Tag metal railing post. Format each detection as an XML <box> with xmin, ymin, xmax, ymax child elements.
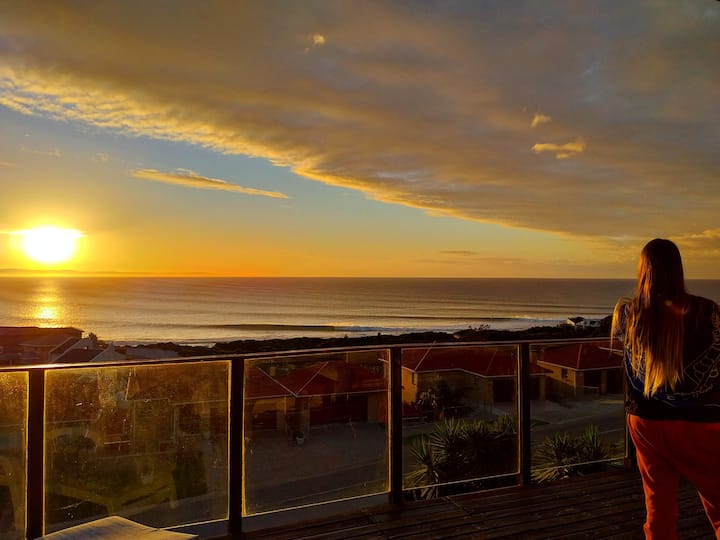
<box><xmin>517</xmin><ymin>343</ymin><xmax>532</xmax><ymax>486</ymax></box>
<box><xmin>389</xmin><ymin>346</ymin><xmax>404</xmax><ymax>505</ymax></box>
<box><xmin>27</xmin><ymin>368</ymin><xmax>45</xmax><ymax>539</ymax></box>
<box><xmin>228</xmin><ymin>357</ymin><xmax>245</xmax><ymax>534</ymax></box>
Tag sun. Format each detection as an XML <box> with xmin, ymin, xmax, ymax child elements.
<box><xmin>17</xmin><ymin>226</ymin><xmax>83</xmax><ymax>265</ymax></box>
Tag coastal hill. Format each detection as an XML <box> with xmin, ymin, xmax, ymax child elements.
<box><xmin>124</xmin><ymin>316</ymin><xmax>612</xmax><ymax>357</ymax></box>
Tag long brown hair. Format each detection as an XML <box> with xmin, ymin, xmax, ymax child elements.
<box><xmin>611</xmin><ymin>238</ymin><xmax>689</xmax><ymax>397</ymax></box>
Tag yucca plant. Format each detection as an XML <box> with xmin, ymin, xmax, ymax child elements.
<box><xmin>492</xmin><ymin>414</ymin><xmax>517</xmax><ymax>437</ymax></box>
<box><xmin>577</xmin><ymin>424</ymin><xmax>605</xmax><ymax>459</ymax></box>
<box><xmin>575</xmin><ymin>424</ymin><xmax>620</xmax><ymax>474</ymax></box>
<box><xmin>532</xmin><ymin>424</ymin><xmax>617</xmax><ymax>483</ymax></box>
<box><xmin>406</xmin><ymin>435</ymin><xmax>440</xmax><ymax>499</ymax></box>
<box><xmin>407</xmin><ymin>435</ymin><xmax>437</xmax><ymax>484</ymax></box>
<box><xmin>429</xmin><ymin>417</ymin><xmax>469</xmax><ymax>478</ymax></box>
<box><xmin>464</xmin><ymin>419</ymin><xmax>495</xmax><ymax>460</ymax></box>
<box><xmin>532</xmin><ymin>432</ymin><xmax>579</xmax><ymax>483</ymax></box>
<box><xmin>407</xmin><ymin>415</ymin><xmax>518</xmax><ymax>497</ymax></box>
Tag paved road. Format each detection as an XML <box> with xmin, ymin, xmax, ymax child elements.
<box><xmin>246</xmin><ymin>461</ymin><xmax>387</xmax><ymax>514</ymax></box>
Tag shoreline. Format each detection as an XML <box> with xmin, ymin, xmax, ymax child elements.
<box><xmin>120</xmin><ymin>316</ymin><xmax>612</xmax><ymax>357</ymax></box>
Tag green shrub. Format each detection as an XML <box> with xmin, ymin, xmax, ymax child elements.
<box><xmin>532</xmin><ymin>424</ymin><xmax>619</xmax><ymax>483</ymax></box>
<box><xmin>406</xmin><ymin>415</ymin><xmax>517</xmax><ymax>498</ymax></box>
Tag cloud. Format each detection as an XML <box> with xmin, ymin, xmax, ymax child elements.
<box><xmin>673</xmin><ymin>228</ymin><xmax>720</xmax><ymax>258</ymax></box>
<box><xmin>92</xmin><ymin>152</ymin><xmax>109</xmax><ymax>163</ymax></box>
<box><xmin>129</xmin><ymin>168</ymin><xmax>288</xmax><ymax>199</ymax></box>
<box><xmin>0</xmin><ymin>160</ymin><xmax>13</xmax><ymax>167</ymax></box>
<box><xmin>427</xmin><ymin>250</ymin><xmax>528</xmax><ymax>266</ymax></box>
<box><xmin>419</xmin><ymin>255</ymin><xmax>527</xmax><ymax>266</ymax></box>
<box><xmin>305</xmin><ymin>33</ymin><xmax>326</xmax><ymax>52</ymax></box>
<box><xmin>531</xmin><ymin>113</ymin><xmax>551</xmax><ymax>128</ymax></box>
<box><xmin>439</xmin><ymin>250</ymin><xmax>480</xmax><ymax>257</ymax></box>
<box><xmin>0</xmin><ymin>1</ymin><xmax>718</xmax><ymax>250</ymax></box>
<box><xmin>532</xmin><ymin>138</ymin><xmax>585</xmax><ymax>159</ymax></box>
<box><xmin>20</xmin><ymin>145</ymin><xmax>61</xmax><ymax>157</ymax></box>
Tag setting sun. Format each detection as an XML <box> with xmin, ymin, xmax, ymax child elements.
<box><xmin>17</xmin><ymin>226</ymin><xmax>83</xmax><ymax>264</ymax></box>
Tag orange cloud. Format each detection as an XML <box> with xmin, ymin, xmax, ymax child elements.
<box><xmin>531</xmin><ymin>113</ymin><xmax>551</xmax><ymax>128</ymax></box>
<box><xmin>130</xmin><ymin>168</ymin><xmax>288</xmax><ymax>199</ymax></box>
<box><xmin>532</xmin><ymin>139</ymin><xmax>586</xmax><ymax>159</ymax></box>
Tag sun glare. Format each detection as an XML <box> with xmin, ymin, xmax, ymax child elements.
<box><xmin>18</xmin><ymin>226</ymin><xmax>83</xmax><ymax>265</ymax></box>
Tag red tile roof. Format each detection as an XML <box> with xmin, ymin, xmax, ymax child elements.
<box><xmin>535</xmin><ymin>341</ymin><xmax>620</xmax><ymax>371</ymax></box>
<box><xmin>246</xmin><ymin>361</ymin><xmax>386</xmax><ymax>399</ymax></box>
<box><xmin>402</xmin><ymin>346</ymin><xmax>547</xmax><ymax>378</ymax></box>
<box><xmin>244</xmin><ymin>365</ymin><xmax>293</xmax><ymax>400</ymax></box>
<box><xmin>274</xmin><ymin>362</ymin><xmax>336</xmax><ymax>396</ymax></box>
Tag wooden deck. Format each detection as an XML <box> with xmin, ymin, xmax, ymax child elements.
<box><xmin>238</xmin><ymin>469</ymin><xmax>713</xmax><ymax>539</ymax></box>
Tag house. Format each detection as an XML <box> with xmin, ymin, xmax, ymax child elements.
<box><xmin>0</xmin><ymin>327</ymin><xmax>131</xmax><ymax>365</ymax></box>
<box><xmin>0</xmin><ymin>326</ymin><xmax>83</xmax><ymax>365</ymax></box>
<box><xmin>401</xmin><ymin>346</ymin><xmax>549</xmax><ymax>414</ymax></box>
<box><xmin>244</xmin><ymin>364</ymin><xmax>296</xmax><ymax>431</ymax></box>
<box><xmin>534</xmin><ymin>341</ymin><xmax>623</xmax><ymax>398</ymax></box>
<box><xmin>243</xmin><ymin>353</ymin><xmax>388</xmax><ymax>440</ymax></box>
<box><xmin>18</xmin><ymin>332</ymin><xmax>81</xmax><ymax>364</ymax></box>
<box><xmin>566</xmin><ymin>317</ymin><xmax>602</xmax><ymax>328</ymax></box>
<box><xmin>53</xmin><ymin>341</ymin><xmax>127</xmax><ymax>363</ymax></box>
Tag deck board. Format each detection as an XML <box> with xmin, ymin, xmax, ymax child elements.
<box><xmin>236</xmin><ymin>469</ymin><xmax>714</xmax><ymax>539</ymax></box>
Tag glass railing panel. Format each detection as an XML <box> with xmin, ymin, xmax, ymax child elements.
<box><xmin>401</xmin><ymin>345</ymin><xmax>519</xmax><ymax>496</ymax></box>
<box><xmin>243</xmin><ymin>350</ymin><xmax>390</xmax><ymax>515</ymax></box>
<box><xmin>44</xmin><ymin>360</ymin><xmax>229</xmax><ymax>533</ymax></box>
<box><xmin>530</xmin><ymin>340</ymin><xmax>625</xmax><ymax>483</ymax></box>
<box><xmin>0</xmin><ymin>371</ymin><xmax>27</xmax><ymax>540</ymax></box>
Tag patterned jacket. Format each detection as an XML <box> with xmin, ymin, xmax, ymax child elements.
<box><xmin>619</xmin><ymin>295</ymin><xmax>720</xmax><ymax>422</ymax></box>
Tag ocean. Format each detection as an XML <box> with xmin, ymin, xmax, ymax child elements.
<box><xmin>1</xmin><ymin>277</ymin><xmax>719</xmax><ymax>345</ymax></box>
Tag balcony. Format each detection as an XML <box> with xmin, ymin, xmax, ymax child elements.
<box><xmin>0</xmin><ymin>338</ymin><xmax>712</xmax><ymax>539</ymax></box>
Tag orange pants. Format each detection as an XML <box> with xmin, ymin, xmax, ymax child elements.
<box><xmin>628</xmin><ymin>415</ymin><xmax>720</xmax><ymax>539</ymax></box>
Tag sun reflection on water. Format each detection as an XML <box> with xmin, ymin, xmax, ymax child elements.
<box><xmin>30</xmin><ymin>280</ymin><xmax>65</xmax><ymax>326</ymax></box>
<box><xmin>35</xmin><ymin>305</ymin><xmax>58</xmax><ymax>322</ymax></box>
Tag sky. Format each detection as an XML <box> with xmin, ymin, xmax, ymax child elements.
<box><xmin>0</xmin><ymin>1</ymin><xmax>718</xmax><ymax>278</ymax></box>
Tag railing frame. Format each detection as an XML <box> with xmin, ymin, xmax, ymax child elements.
<box><xmin>227</xmin><ymin>357</ymin><xmax>244</xmax><ymax>535</ymax></box>
<box><xmin>389</xmin><ymin>347</ymin><xmax>404</xmax><ymax>505</ymax></box>
<box><xmin>26</xmin><ymin>368</ymin><xmax>45</xmax><ymax>540</ymax></box>
<box><xmin>517</xmin><ymin>342</ymin><xmax>532</xmax><ymax>486</ymax></box>
<box><xmin>1</xmin><ymin>336</ymin><xmax>624</xmax><ymax>538</ymax></box>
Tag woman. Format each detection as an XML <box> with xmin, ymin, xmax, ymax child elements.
<box><xmin>612</xmin><ymin>238</ymin><xmax>720</xmax><ymax>539</ymax></box>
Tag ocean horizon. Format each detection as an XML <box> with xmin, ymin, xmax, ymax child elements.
<box><xmin>2</xmin><ymin>276</ymin><xmax>719</xmax><ymax>346</ymax></box>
